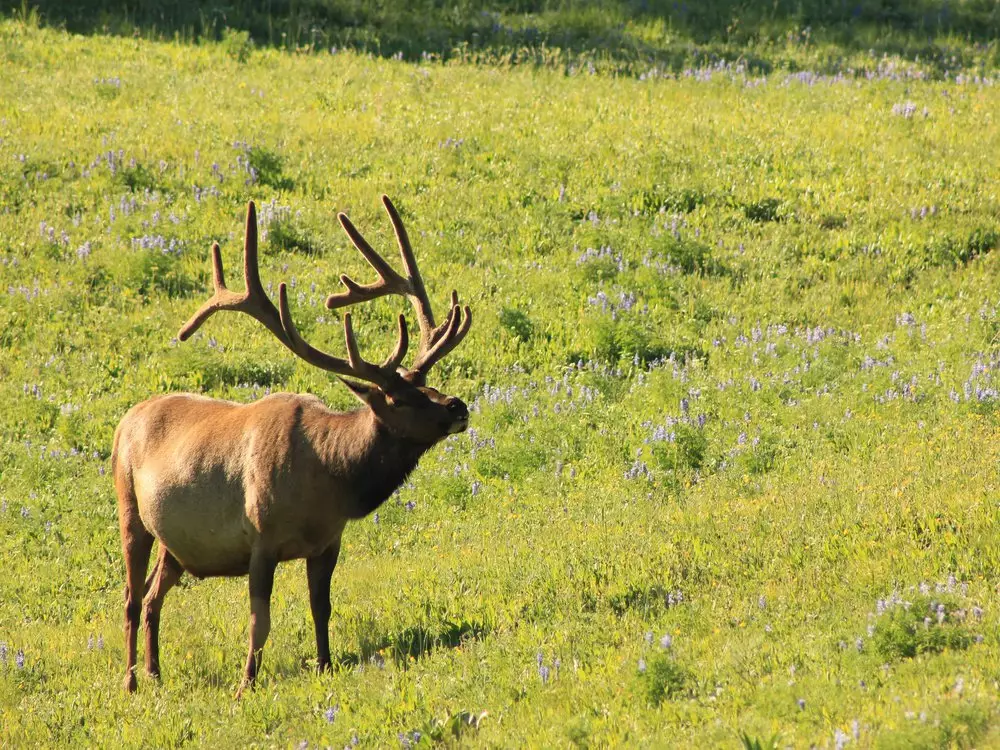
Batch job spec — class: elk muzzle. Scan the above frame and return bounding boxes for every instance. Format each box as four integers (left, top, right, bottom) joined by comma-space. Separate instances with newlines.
445, 397, 469, 433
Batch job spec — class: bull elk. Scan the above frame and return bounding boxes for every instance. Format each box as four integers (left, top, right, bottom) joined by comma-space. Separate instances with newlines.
112, 196, 472, 695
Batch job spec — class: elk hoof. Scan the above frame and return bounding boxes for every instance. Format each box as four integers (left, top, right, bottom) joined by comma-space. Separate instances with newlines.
235, 679, 253, 700
123, 673, 137, 693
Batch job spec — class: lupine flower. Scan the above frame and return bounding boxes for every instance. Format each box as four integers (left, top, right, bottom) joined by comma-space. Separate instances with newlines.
324, 705, 339, 723
15, 649, 25, 669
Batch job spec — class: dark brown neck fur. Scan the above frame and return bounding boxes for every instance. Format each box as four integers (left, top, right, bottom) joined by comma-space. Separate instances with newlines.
307, 407, 435, 519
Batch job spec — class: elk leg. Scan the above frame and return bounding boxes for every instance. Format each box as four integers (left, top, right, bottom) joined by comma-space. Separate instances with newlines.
306, 542, 341, 671
121, 521, 154, 693
143, 547, 183, 678
237, 551, 277, 697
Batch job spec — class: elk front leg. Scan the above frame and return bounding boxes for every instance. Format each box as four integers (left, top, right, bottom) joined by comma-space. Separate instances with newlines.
237, 550, 277, 698
306, 542, 341, 672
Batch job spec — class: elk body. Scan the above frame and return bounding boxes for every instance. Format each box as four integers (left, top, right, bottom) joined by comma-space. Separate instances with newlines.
113, 196, 472, 695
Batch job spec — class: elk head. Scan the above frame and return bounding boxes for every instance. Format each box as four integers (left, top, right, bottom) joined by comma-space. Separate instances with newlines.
177, 195, 472, 444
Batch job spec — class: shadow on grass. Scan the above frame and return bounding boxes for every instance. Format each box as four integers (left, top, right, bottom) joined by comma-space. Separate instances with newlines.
3, 1, 999, 74
335, 619, 489, 668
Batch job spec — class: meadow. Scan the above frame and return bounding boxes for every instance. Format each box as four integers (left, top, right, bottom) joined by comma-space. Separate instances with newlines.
0, 5, 999, 747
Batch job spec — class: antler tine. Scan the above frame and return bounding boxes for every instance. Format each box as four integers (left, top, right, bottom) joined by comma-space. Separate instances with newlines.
411, 304, 472, 376
381, 195, 436, 342
177, 202, 288, 345
326, 212, 410, 309
425, 290, 461, 349
381, 314, 409, 371
242, 199, 267, 298
278, 284, 406, 389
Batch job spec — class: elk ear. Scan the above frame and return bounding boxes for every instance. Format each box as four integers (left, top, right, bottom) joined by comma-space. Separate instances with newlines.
338, 377, 381, 406
402, 369, 426, 387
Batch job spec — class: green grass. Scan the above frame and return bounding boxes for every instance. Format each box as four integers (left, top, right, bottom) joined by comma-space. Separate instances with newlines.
1, 13, 999, 748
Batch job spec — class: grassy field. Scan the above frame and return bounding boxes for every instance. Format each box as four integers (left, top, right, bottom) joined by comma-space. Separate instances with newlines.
0, 8, 999, 748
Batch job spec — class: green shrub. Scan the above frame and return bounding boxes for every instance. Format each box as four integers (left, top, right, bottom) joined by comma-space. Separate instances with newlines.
641, 653, 693, 704
871, 595, 975, 661
499, 307, 533, 340
222, 27, 253, 63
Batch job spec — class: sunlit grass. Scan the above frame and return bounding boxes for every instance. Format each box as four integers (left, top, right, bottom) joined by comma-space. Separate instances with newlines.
0, 19, 998, 748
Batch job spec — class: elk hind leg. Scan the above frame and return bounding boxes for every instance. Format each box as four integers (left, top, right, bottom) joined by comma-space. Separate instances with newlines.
120, 515, 154, 693
143, 546, 183, 679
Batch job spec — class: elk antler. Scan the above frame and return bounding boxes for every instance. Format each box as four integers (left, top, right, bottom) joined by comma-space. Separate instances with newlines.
328, 195, 472, 381
178, 201, 287, 345
179, 201, 408, 390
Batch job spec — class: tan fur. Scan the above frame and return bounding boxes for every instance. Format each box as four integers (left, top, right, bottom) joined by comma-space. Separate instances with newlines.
115, 393, 358, 576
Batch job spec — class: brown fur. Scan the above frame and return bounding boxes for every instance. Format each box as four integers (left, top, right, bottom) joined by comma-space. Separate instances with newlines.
114, 387, 466, 694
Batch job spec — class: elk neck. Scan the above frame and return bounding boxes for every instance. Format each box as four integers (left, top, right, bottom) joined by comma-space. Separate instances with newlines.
306, 406, 433, 519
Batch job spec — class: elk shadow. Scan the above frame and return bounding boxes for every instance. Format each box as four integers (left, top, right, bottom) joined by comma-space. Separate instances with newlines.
4, 1, 996, 73
335, 619, 489, 668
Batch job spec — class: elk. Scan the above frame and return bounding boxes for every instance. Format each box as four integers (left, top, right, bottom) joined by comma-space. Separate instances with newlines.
112, 196, 472, 695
